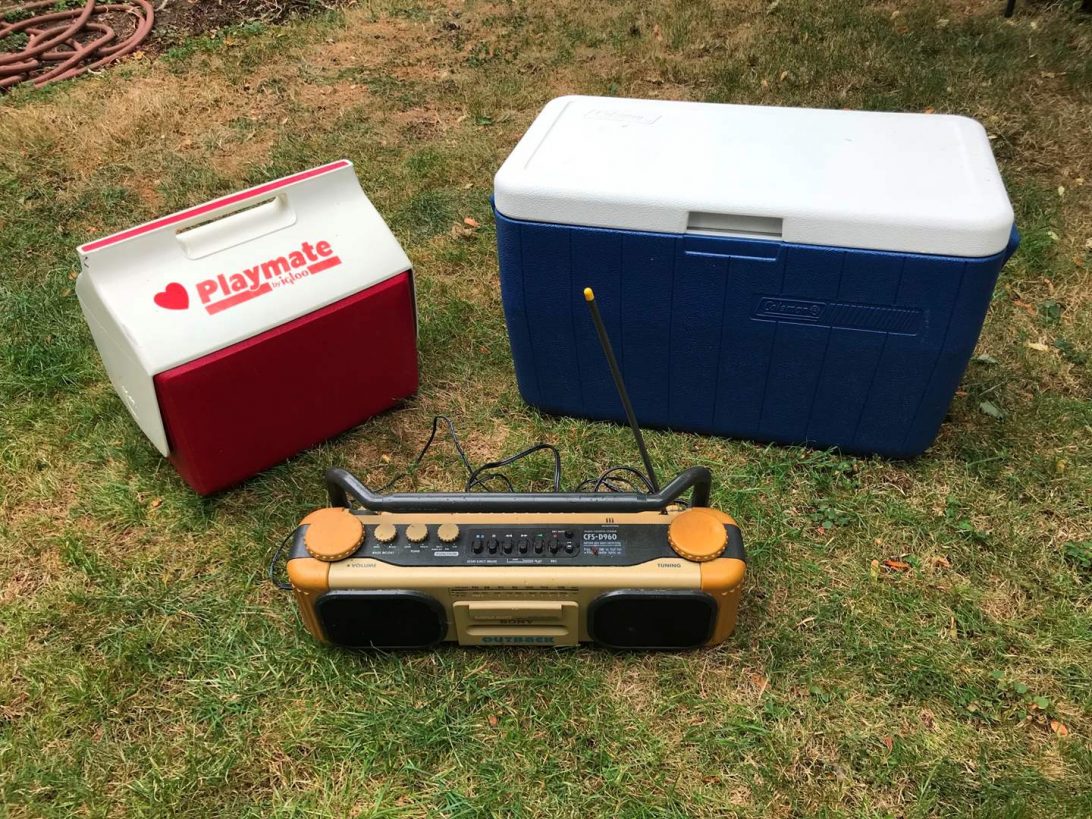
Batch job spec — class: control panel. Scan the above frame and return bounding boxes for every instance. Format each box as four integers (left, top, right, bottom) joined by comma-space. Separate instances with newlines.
291, 508, 746, 570
296, 519, 692, 568
361, 522, 674, 566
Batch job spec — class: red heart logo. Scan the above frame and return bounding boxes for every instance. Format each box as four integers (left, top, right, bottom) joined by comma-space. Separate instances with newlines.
154, 282, 189, 310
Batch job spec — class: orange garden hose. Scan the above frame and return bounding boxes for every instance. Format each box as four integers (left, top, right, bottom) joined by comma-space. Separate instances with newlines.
0, 0, 153, 90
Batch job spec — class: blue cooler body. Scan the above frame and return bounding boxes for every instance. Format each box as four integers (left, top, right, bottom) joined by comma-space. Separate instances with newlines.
494, 97, 1018, 458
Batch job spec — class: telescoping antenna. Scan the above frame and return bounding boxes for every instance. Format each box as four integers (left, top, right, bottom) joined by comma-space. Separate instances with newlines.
583, 287, 660, 493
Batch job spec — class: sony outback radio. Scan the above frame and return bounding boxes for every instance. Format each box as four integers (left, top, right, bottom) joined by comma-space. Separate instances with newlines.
277, 289, 746, 650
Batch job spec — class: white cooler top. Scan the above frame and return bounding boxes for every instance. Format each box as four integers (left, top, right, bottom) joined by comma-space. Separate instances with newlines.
494, 96, 1015, 258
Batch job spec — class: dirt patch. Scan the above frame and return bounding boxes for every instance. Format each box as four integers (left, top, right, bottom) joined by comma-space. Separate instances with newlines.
150, 0, 344, 49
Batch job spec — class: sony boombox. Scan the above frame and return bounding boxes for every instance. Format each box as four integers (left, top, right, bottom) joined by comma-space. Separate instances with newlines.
280, 287, 747, 650
286, 467, 745, 649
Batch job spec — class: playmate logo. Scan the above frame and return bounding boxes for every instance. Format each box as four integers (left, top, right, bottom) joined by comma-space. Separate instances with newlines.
152, 240, 341, 315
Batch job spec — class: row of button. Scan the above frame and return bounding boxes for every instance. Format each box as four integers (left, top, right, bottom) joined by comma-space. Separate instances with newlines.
471, 534, 578, 557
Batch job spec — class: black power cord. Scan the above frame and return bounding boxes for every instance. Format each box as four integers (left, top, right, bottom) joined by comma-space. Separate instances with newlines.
268, 531, 294, 591
378, 415, 563, 494
269, 415, 670, 589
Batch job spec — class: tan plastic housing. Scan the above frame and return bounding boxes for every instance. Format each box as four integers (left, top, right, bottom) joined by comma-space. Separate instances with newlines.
287, 508, 745, 647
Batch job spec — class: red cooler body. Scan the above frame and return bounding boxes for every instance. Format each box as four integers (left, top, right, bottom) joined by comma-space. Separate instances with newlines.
76, 161, 417, 494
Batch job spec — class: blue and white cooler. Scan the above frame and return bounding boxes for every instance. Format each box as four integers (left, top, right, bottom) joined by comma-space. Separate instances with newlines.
493, 96, 1019, 457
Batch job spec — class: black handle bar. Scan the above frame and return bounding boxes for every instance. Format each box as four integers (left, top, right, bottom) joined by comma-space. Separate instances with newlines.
325, 466, 712, 513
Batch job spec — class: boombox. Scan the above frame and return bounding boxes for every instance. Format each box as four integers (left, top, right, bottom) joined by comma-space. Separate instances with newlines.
281, 287, 747, 650
285, 467, 746, 649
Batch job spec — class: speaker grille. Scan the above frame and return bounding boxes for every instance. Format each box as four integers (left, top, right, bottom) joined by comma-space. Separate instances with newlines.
587, 590, 716, 649
315, 591, 447, 648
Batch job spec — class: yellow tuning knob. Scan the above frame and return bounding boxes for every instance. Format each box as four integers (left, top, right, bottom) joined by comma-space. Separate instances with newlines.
437, 522, 460, 543
405, 523, 429, 543
373, 522, 397, 544
667, 508, 727, 562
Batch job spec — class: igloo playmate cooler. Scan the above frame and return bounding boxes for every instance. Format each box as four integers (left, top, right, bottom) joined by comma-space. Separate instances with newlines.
494, 96, 1019, 458
76, 160, 418, 494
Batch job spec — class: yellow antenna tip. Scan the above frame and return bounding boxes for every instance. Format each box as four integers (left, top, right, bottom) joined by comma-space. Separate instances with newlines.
583, 287, 595, 302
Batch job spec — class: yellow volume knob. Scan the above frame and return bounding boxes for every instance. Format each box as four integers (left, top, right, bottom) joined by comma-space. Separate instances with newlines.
667, 508, 727, 562
373, 522, 397, 543
301, 507, 364, 562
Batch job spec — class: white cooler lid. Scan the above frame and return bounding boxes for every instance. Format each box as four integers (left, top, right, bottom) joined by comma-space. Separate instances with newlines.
494, 96, 1015, 258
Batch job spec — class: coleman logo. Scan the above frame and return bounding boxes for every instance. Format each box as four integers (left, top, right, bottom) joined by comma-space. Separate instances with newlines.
756, 298, 824, 321
152, 240, 342, 315
753, 295, 925, 335
585, 109, 659, 126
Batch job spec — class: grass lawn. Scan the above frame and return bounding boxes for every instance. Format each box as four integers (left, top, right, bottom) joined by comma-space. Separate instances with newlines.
2, 0, 1091, 815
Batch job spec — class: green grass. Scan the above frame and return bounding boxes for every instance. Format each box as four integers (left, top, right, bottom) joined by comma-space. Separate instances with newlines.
2, 0, 1091, 816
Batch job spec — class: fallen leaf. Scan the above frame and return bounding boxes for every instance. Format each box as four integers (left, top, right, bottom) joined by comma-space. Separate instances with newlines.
883, 559, 912, 572
1050, 720, 1068, 736
923, 106, 936, 114
931, 555, 951, 569
463, 216, 480, 228
149, 497, 163, 509
979, 400, 1005, 420
1026, 342, 1050, 352
487, 715, 499, 727
1012, 298, 1035, 314
779, 70, 790, 82
973, 353, 999, 365
652, 24, 662, 41
882, 735, 894, 752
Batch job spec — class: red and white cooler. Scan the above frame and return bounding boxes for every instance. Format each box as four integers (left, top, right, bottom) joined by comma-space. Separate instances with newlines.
76, 160, 418, 494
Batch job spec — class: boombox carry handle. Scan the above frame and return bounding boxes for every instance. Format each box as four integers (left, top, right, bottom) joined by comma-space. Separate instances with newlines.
325, 467, 712, 513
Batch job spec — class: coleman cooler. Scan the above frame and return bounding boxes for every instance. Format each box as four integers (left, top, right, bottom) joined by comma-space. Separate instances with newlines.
76, 160, 418, 494
494, 96, 1019, 458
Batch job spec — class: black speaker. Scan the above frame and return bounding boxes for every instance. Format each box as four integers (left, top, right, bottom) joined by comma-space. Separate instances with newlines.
587, 590, 716, 649
315, 590, 447, 648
